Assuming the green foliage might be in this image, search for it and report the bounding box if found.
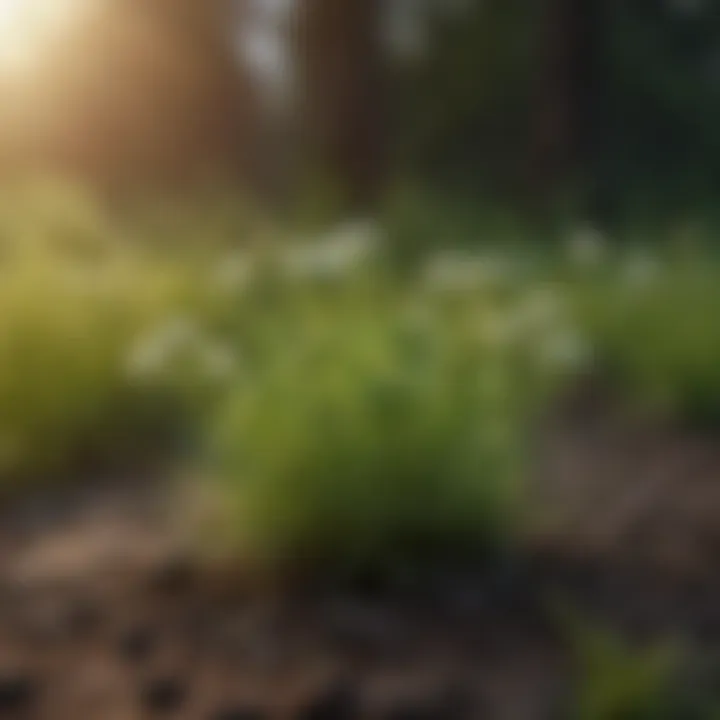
[389,0,720,214]
[391,0,540,190]
[5,177,720,588]
[204,235,586,574]
[380,183,540,267]
[599,0,720,217]
[566,244,720,428]
[0,186,206,488]
[563,609,679,720]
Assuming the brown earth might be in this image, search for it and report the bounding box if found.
[2,401,720,719]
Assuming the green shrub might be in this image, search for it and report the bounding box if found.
[562,609,679,720]
[0,192,207,488]
[204,246,586,574]
[567,245,720,428]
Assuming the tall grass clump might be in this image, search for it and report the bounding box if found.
[203,233,588,576]
[564,235,720,428]
[0,184,212,488]
[562,609,680,720]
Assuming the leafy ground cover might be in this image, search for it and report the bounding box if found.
[2,186,720,717]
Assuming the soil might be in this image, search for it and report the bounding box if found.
[2,402,720,719]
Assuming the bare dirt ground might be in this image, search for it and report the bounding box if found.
[2,402,720,719]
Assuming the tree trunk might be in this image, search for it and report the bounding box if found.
[529,0,597,211]
[294,0,386,212]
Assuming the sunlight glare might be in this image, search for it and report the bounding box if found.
[0,0,88,75]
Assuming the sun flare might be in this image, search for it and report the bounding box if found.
[0,0,87,75]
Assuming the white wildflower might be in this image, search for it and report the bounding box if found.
[566,224,606,267]
[126,336,170,380]
[536,329,591,372]
[125,316,201,380]
[512,285,567,332]
[323,217,383,251]
[478,310,520,347]
[212,251,255,294]
[621,252,661,289]
[282,218,382,279]
[423,252,512,292]
[200,342,238,381]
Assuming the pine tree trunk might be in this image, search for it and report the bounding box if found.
[294,0,386,212]
[529,0,596,210]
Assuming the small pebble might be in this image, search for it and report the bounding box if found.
[140,676,188,713]
[297,679,362,720]
[382,684,474,720]
[149,555,197,597]
[65,600,103,639]
[210,705,267,720]
[118,626,158,664]
[0,672,37,712]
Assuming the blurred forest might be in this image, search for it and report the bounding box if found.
[294,0,720,223]
[2,0,720,225]
[3,4,720,717]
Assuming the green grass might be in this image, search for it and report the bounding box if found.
[559,607,683,720]
[201,236,587,575]
[0,186,218,489]
[3,181,720,581]
[564,242,720,429]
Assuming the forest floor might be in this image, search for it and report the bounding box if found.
[2,400,720,719]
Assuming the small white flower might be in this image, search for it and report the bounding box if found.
[536,329,591,372]
[513,285,567,331]
[323,218,383,252]
[282,219,382,279]
[567,224,606,267]
[200,342,238,381]
[212,252,254,294]
[126,335,170,380]
[125,317,201,380]
[153,317,202,351]
[478,310,519,347]
[621,252,661,289]
[423,252,512,292]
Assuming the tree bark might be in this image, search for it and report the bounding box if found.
[294,0,387,212]
[529,0,597,210]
